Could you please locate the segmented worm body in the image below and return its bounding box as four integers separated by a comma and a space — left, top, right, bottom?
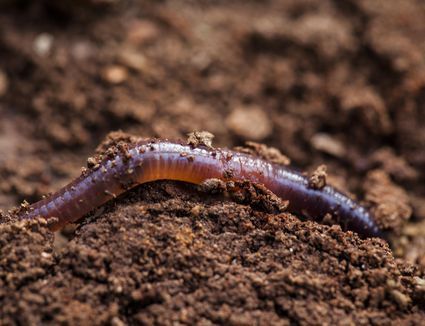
18, 140, 382, 238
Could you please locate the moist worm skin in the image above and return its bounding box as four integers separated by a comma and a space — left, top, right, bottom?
18, 140, 383, 238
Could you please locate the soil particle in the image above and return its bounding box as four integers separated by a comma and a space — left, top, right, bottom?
224, 180, 289, 215
102, 65, 129, 84
187, 130, 215, 148
94, 131, 140, 158
308, 165, 327, 190
33, 33, 54, 57
86, 156, 98, 169
197, 178, 228, 195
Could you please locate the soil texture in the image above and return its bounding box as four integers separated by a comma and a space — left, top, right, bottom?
1, 0, 425, 325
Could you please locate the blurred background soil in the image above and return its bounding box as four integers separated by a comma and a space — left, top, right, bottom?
0, 0, 425, 324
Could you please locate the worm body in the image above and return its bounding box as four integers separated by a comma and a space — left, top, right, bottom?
18, 140, 382, 238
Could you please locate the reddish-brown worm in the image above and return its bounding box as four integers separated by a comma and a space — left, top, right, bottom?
18, 139, 383, 238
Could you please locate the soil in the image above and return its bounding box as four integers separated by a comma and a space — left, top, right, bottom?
0, 0, 425, 325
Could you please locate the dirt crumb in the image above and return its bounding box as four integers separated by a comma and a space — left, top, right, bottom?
86, 156, 98, 169
94, 131, 140, 156
33, 33, 54, 57
102, 65, 129, 84
198, 178, 227, 194
308, 165, 327, 190
187, 131, 215, 148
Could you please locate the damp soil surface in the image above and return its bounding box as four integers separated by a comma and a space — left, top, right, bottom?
1, 1, 425, 325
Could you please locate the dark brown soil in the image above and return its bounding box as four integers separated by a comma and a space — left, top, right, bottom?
1, 0, 425, 325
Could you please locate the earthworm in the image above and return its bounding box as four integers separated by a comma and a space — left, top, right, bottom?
18, 139, 383, 238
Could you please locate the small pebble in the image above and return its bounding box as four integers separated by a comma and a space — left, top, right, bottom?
33, 33, 54, 56
102, 65, 128, 84
87, 157, 97, 168
41, 252, 52, 259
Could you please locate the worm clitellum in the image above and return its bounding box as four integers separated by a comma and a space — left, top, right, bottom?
18, 139, 383, 238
